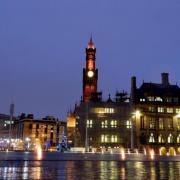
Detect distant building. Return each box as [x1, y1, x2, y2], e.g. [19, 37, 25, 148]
[131, 73, 180, 153]
[15, 114, 66, 149]
[0, 114, 16, 139]
[67, 113, 76, 147]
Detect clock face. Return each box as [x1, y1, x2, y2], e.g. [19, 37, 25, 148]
[87, 70, 94, 78]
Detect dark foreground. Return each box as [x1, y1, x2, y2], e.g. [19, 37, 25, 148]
[0, 152, 180, 179]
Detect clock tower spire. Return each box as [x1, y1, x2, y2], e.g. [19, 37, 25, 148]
[83, 37, 98, 102]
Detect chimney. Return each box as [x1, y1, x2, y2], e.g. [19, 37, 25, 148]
[131, 76, 136, 103]
[161, 73, 169, 86]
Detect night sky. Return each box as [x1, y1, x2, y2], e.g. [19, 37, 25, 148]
[0, 0, 180, 120]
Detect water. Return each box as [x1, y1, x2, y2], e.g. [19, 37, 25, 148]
[0, 160, 180, 179]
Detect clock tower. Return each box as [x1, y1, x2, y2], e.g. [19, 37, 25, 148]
[83, 37, 98, 102]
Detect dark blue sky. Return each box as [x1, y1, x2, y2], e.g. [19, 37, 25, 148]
[0, 0, 180, 119]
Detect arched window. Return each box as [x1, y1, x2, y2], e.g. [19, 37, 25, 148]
[158, 134, 164, 143]
[149, 133, 155, 143]
[167, 134, 173, 143]
[177, 134, 180, 143]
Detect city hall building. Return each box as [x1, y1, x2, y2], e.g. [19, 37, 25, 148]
[68, 38, 180, 154]
[69, 38, 133, 149]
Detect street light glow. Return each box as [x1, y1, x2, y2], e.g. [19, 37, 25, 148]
[135, 110, 141, 117]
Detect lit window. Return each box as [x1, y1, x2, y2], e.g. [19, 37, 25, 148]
[155, 97, 163, 102]
[111, 120, 117, 128]
[101, 120, 108, 128]
[167, 108, 173, 113]
[167, 134, 173, 143]
[101, 135, 104, 142]
[149, 133, 155, 143]
[176, 109, 180, 114]
[158, 107, 164, 113]
[149, 117, 155, 129]
[111, 135, 118, 143]
[158, 134, 164, 143]
[126, 120, 132, 129]
[87, 120, 93, 128]
[159, 118, 164, 130]
[147, 97, 154, 101]
[101, 134, 108, 143]
[104, 108, 114, 114]
[177, 118, 180, 131]
[177, 134, 180, 143]
[167, 118, 173, 129]
[148, 107, 156, 112]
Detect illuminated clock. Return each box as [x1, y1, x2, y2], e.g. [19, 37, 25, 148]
[87, 70, 94, 78]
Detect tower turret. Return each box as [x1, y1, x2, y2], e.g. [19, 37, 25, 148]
[83, 37, 98, 102]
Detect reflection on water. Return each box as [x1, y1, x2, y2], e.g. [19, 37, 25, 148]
[0, 161, 180, 179]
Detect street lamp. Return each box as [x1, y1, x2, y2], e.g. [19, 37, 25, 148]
[131, 110, 141, 151]
[25, 137, 31, 150]
[85, 102, 89, 152]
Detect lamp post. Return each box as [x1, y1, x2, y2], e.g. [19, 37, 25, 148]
[85, 102, 89, 152]
[130, 117, 134, 150]
[25, 137, 30, 150]
[131, 110, 140, 151]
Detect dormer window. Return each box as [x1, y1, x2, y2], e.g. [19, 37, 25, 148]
[147, 97, 154, 101]
[166, 97, 172, 102]
[155, 97, 163, 102]
[174, 98, 179, 103]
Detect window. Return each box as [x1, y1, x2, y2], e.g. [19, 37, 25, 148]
[29, 124, 32, 129]
[177, 118, 180, 131]
[101, 134, 108, 143]
[166, 97, 172, 102]
[140, 116, 145, 129]
[148, 107, 156, 112]
[87, 120, 93, 128]
[167, 118, 173, 129]
[147, 96, 154, 101]
[126, 120, 132, 129]
[45, 127, 48, 134]
[176, 109, 180, 114]
[101, 120, 108, 128]
[174, 98, 179, 103]
[111, 135, 118, 143]
[149, 133, 155, 143]
[155, 97, 163, 102]
[158, 107, 164, 113]
[105, 108, 114, 114]
[159, 118, 164, 130]
[177, 134, 180, 143]
[167, 134, 173, 143]
[167, 108, 173, 113]
[140, 98, 145, 102]
[149, 117, 155, 129]
[158, 134, 164, 143]
[35, 132, 39, 138]
[94, 108, 114, 114]
[111, 120, 117, 128]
